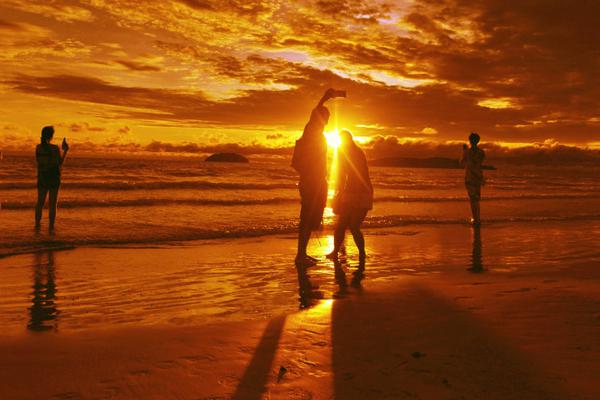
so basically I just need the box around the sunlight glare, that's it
[325,129,341,149]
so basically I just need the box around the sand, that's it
[1,222,599,399]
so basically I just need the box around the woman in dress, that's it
[327,129,373,261]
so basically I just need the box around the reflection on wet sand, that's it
[297,256,367,310]
[333,260,348,298]
[28,251,58,332]
[468,226,484,273]
[296,266,324,309]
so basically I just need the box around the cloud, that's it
[116,60,162,72]
[2,0,94,23]
[364,135,600,165]
[65,122,106,133]
[144,140,292,156]
[420,127,438,135]
[1,0,600,148]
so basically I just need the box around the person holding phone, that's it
[35,126,69,232]
[292,88,344,267]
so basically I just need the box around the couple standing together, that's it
[292,89,374,267]
[291,89,487,267]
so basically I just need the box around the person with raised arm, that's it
[35,126,69,232]
[292,88,344,266]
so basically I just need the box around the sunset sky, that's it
[1,0,599,157]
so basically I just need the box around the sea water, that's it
[1,154,599,257]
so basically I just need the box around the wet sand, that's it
[1,222,599,399]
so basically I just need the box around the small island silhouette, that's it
[205,153,249,163]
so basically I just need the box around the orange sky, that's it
[0,0,599,154]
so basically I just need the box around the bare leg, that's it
[470,197,481,225]
[349,227,365,259]
[327,213,349,259]
[48,187,59,232]
[35,186,48,228]
[296,226,311,261]
[349,209,367,259]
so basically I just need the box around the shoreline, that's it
[2,214,600,260]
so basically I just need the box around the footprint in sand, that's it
[180,353,216,363]
[129,369,151,376]
[501,287,534,294]
[156,360,178,369]
[52,392,82,400]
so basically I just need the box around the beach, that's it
[1,221,599,399]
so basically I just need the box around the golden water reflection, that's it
[28,251,59,332]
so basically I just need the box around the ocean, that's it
[1,153,600,334]
[1,154,600,258]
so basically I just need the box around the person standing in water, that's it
[326,129,373,261]
[35,126,69,232]
[292,88,341,266]
[460,132,485,225]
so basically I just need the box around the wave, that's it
[1,197,299,209]
[2,193,600,210]
[2,213,599,259]
[0,180,297,191]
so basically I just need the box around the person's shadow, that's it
[467,225,484,273]
[28,250,59,332]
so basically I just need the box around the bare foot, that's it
[295,255,316,267]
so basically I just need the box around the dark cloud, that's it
[116,60,162,72]
[3,1,600,146]
[67,122,106,133]
[0,19,24,31]
[365,135,600,165]
[178,0,214,11]
[144,140,291,156]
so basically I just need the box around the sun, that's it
[325,129,341,149]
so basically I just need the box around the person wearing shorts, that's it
[292,89,337,266]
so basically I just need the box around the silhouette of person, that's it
[326,130,373,261]
[468,225,484,273]
[35,126,68,232]
[460,132,485,225]
[28,251,59,332]
[292,89,338,267]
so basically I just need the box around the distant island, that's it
[370,157,496,170]
[205,153,249,163]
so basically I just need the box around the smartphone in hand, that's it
[62,137,69,151]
